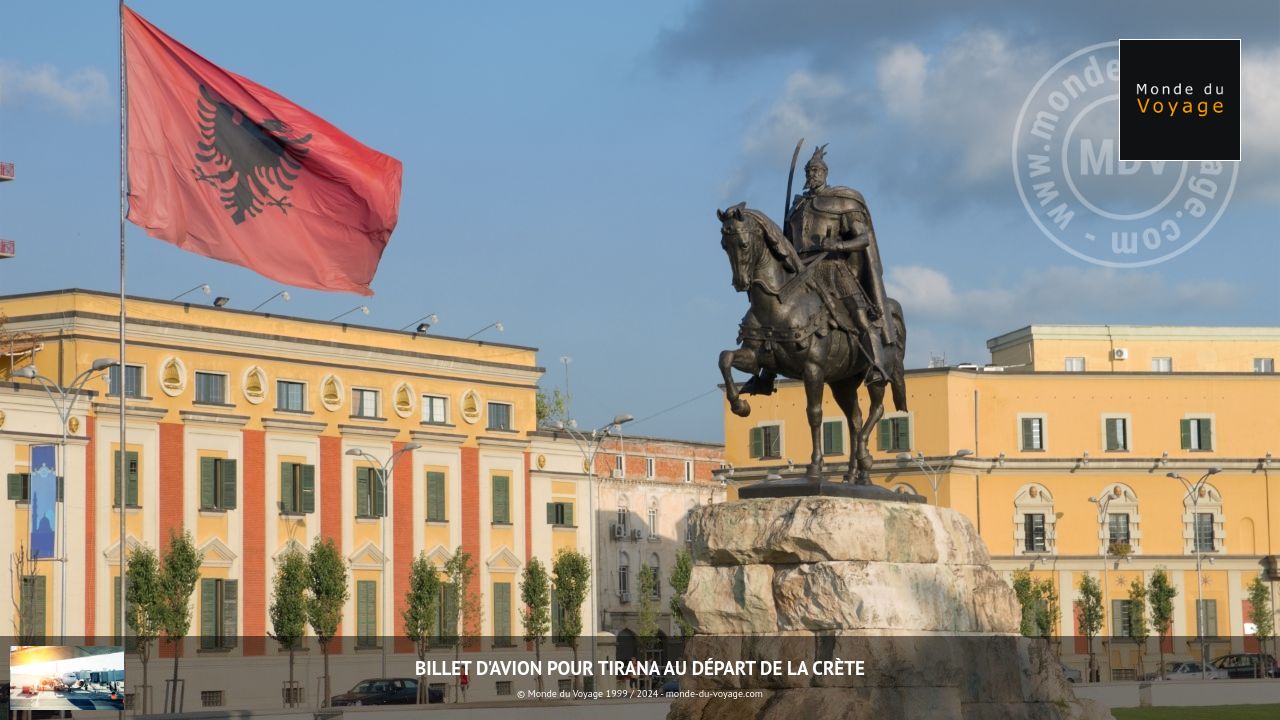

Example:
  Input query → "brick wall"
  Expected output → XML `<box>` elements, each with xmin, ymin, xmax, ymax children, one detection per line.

<box><xmin>242</xmin><ymin>429</ymin><xmax>266</xmax><ymax>655</ymax></box>
<box><xmin>158</xmin><ymin>422</ymin><xmax>184</xmax><ymax>550</ymax></box>
<box><xmin>393</xmin><ymin>441</ymin><xmax>414</xmax><ymax>654</ymax></box>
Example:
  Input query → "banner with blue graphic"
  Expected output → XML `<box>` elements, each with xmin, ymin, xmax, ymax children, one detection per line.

<box><xmin>30</xmin><ymin>444</ymin><xmax>57</xmax><ymax>559</ymax></box>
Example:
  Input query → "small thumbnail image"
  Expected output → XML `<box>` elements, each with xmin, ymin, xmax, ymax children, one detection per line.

<box><xmin>9</xmin><ymin>646</ymin><xmax>125</xmax><ymax>713</ymax></box>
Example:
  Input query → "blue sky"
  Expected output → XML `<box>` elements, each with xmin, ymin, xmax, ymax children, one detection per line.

<box><xmin>1</xmin><ymin>1</ymin><xmax>1277</xmax><ymax>442</ymax></box>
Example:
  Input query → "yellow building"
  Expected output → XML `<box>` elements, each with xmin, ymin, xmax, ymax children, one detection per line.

<box><xmin>724</xmin><ymin>325</ymin><xmax>1280</xmax><ymax>679</ymax></box>
<box><xmin>0</xmin><ymin>288</ymin><xmax>600</xmax><ymax>705</ymax></box>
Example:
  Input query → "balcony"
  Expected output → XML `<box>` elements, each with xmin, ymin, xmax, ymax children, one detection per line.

<box><xmin>0</xmin><ymin>161</ymin><xmax>13</xmax><ymax>181</ymax></box>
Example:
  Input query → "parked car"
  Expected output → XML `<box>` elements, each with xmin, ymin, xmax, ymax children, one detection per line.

<box><xmin>329</xmin><ymin>678</ymin><xmax>441</xmax><ymax>706</ymax></box>
<box><xmin>1058</xmin><ymin>661</ymin><xmax>1082</xmax><ymax>683</ymax></box>
<box><xmin>660</xmin><ymin>677</ymin><xmax>681</xmax><ymax>695</ymax></box>
<box><xmin>1211</xmin><ymin>653</ymin><xmax>1280</xmax><ymax>679</ymax></box>
<box><xmin>1142</xmin><ymin>661</ymin><xmax>1228</xmax><ymax>681</ymax></box>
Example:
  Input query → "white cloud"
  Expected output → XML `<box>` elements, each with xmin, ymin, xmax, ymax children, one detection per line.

<box><xmin>877</xmin><ymin>45</ymin><xmax>927</xmax><ymax>117</ymax></box>
<box><xmin>0</xmin><ymin>62</ymin><xmax>109</xmax><ymax>116</ymax></box>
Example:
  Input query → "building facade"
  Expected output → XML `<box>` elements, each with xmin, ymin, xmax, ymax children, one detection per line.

<box><xmin>724</xmin><ymin>325</ymin><xmax>1280</xmax><ymax>680</ymax></box>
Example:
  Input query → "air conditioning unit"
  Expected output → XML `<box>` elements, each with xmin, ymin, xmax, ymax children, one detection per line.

<box><xmin>1264</xmin><ymin>555</ymin><xmax>1280</xmax><ymax>581</ymax></box>
<box><xmin>619</xmin><ymin>590</ymin><xmax>631</xmax><ymax>603</ymax></box>
<box><xmin>1112</xmin><ymin>348</ymin><xmax>1129</xmax><ymax>361</ymax></box>
<box><xmin>631</xmin><ymin>529</ymin><xmax>643</xmax><ymax>541</ymax></box>
<box><xmin>612</xmin><ymin>469</ymin><xmax>626</xmax><ymax>479</ymax></box>
<box><xmin>612</xmin><ymin>524</ymin><xmax>625</xmax><ymax>540</ymax></box>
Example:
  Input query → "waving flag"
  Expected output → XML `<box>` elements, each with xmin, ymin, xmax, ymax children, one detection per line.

<box><xmin>123</xmin><ymin>6</ymin><xmax>402</xmax><ymax>295</ymax></box>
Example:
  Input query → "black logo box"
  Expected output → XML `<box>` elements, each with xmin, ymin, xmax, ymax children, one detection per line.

<box><xmin>1119</xmin><ymin>39</ymin><xmax>1241</xmax><ymax>162</ymax></box>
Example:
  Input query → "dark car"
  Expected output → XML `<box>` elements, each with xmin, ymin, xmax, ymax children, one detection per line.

<box><xmin>330</xmin><ymin>678</ymin><xmax>442</xmax><ymax>706</ymax></box>
<box><xmin>1211</xmin><ymin>653</ymin><xmax>1279</xmax><ymax>679</ymax></box>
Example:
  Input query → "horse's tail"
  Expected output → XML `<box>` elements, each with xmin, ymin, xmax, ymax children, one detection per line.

<box><xmin>888</xmin><ymin>298</ymin><xmax>908</xmax><ymax>412</ymax></box>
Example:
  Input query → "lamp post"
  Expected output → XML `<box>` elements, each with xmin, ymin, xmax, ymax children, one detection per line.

<box><xmin>541</xmin><ymin>413</ymin><xmax>633</xmax><ymax>691</ymax></box>
<box><xmin>250</xmin><ymin>290</ymin><xmax>290</xmax><ymax>312</ymax></box>
<box><xmin>1088</xmin><ymin>493</ymin><xmax>1115</xmax><ymax>682</ymax></box>
<box><xmin>895</xmin><ymin>449</ymin><xmax>973</xmax><ymax>504</ymax></box>
<box><xmin>1167</xmin><ymin>467</ymin><xmax>1222</xmax><ymax>678</ymax></box>
<box><xmin>14</xmin><ymin>358</ymin><xmax>117</xmax><ymax>644</ymax></box>
<box><xmin>465</xmin><ymin>322</ymin><xmax>504</xmax><ymax>340</ymax></box>
<box><xmin>345</xmin><ymin>442</ymin><xmax>422</xmax><ymax>677</ymax></box>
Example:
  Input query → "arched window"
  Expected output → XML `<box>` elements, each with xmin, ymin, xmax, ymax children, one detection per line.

<box><xmin>647</xmin><ymin>497</ymin><xmax>658</xmax><ymax>540</ymax></box>
<box><xmin>892</xmin><ymin>483</ymin><xmax>918</xmax><ymax>496</ymax></box>
<box><xmin>648</xmin><ymin>552</ymin><xmax>662</xmax><ymax>600</ymax></box>
<box><xmin>616</xmin><ymin>494</ymin><xmax>630</xmax><ymax>537</ymax></box>
<box><xmin>618</xmin><ymin>550</ymin><xmax>631</xmax><ymax>601</ymax></box>
<box><xmin>1182</xmin><ymin>482</ymin><xmax>1224</xmax><ymax>554</ymax></box>
<box><xmin>1096</xmin><ymin>483</ymin><xmax>1141</xmax><ymax>555</ymax></box>
<box><xmin>1013</xmin><ymin>483</ymin><xmax>1056</xmax><ymax>555</ymax></box>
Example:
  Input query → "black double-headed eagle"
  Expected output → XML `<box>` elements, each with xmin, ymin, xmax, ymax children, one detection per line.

<box><xmin>193</xmin><ymin>84</ymin><xmax>312</xmax><ymax>224</ymax></box>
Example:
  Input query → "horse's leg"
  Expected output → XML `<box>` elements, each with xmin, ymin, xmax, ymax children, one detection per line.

<box><xmin>858</xmin><ymin>381</ymin><xmax>887</xmax><ymax>485</ymax></box>
<box><xmin>802</xmin><ymin>362</ymin><xmax>825</xmax><ymax>482</ymax></box>
<box><xmin>828</xmin><ymin>377</ymin><xmax>860</xmax><ymax>484</ymax></box>
<box><xmin>719</xmin><ymin>347</ymin><xmax>759</xmax><ymax>418</ymax></box>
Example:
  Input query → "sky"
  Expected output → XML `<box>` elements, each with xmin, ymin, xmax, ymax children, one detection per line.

<box><xmin>0</xmin><ymin>1</ymin><xmax>1277</xmax><ymax>443</ymax></box>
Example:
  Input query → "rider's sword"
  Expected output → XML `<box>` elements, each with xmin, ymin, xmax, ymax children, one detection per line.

<box><xmin>785</xmin><ymin>137</ymin><xmax>805</xmax><ymax>225</ymax></box>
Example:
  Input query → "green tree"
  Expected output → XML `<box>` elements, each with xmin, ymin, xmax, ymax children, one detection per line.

<box><xmin>403</xmin><ymin>552</ymin><xmax>441</xmax><ymax>703</ymax></box>
<box><xmin>552</xmin><ymin>549</ymin><xmax>592</xmax><ymax>691</ymax></box>
<box><xmin>1012</xmin><ymin>569</ymin><xmax>1054</xmax><ymax>638</ymax></box>
<box><xmin>637</xmin><ymin>565</ymin><xmax>660</xmax><ymax>689</ymax></box>
<box><xmin>125</xmin><ymin>544</ymin><xmax>164</xmax><ymax>714</ymax></box>
<box><xmin>520</xmin><ymin>557</ymin><xmax>551</xmax><ymax>693</ymax></box>
<box><xmin>535</xmin><ymin>387</ymin><xmax>569</xmax><ymax>423</ymax></box>
<box><xmin>1126</xmin><ymin>577</ymin><xmax>1149</xmax><ymax>679</ymax></box>
<box><xmin>668</xmin><ymin>548</ymin><xmax>695</xmax><ymax>637</ymax></box>
<box><xmin>1078</xmin><ymin>574</ymin><xmax>1104</xmax><ymax>682</ymax></box>
<box><xmin>306</xmin><ymin>537</ymin><xmax>349</xmax><ymax>707</ymax></box>
<box><xmin>1147</xmin><ymin>567</ymin><xmax>1177</xmax><ymax>679</ymax></box>
<box><xmin>159</xmin><ymin>530</ymin><xmax>203</xmax><ymax>713</ymax></box>
<box><xmin>1247</xmin><ymin>575</ymin><xmax>1275</xmax><ymax>677</ymax></box>
<box><xmin>443</xmin><ymin>546</ymin><xmax>481</xmax><ymax>701</ymax></box>
<box><xmin>269</xmin><ymin>547</ymin><xmax>309</xmax><ymax>706</ymax></box>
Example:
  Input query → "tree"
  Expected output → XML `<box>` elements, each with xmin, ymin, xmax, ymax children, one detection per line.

<box><xmin>1247</xmin><ymin>575</ymin><xmax>1275</xmax><ymax>677</ymax></box>
<box><xmin>637</xmin><ymin>565</ymin><xmax>660</xmax><ymax>689</ymax></box>
<box><xmin>159</xmin><ymin>530</ymin><xmax>203</xmax><ymax>714</ymax></box>
<box><xmin>443</xmin><ymin>547</ymin><xmax>481</xmax><ymax>701</ymax></box>
<box><xmin>536</xmin><ymin>387</ymin><xmax>569</xmax><ymax>423</ymax></box>
<box><xmin>1126</xmin><ymin>577</ymin><xmax>1149</xmax><ymax>679</ymax></box>
<box><xmin>403</xmin><ymin>552</ymin><xmax>442</xmax><ymax>703</ymax></box>
<box><xmin>552</xmin><ymin>549</ymin><xmax>592</xmax><ymax>691</ymax></box>
<box><xmin>669</xmin><ymin>548</ymin><xmax>695</xmax><ymax>637</ymax></box>
<box><xmin>1147</xmin><ymin>567</ymin><xmax>1177</xmax><ymax>679</ymax></box>
<box><xmin>520</xmin><ymin>557</ymin><xmax>551</xmax><ymax>693</ymax></box>
<box><xmin>10</xmin><ymin>544</ymin><xmax>40</xmax><ymax>645</ymax></box>
<box><xmin>1078</xmin><ymin>574</ymin><xmax>1104</xmax><ymax>682</ymax></box>
<box><xmin>307</xmin><ymin>537</ymin><xmax>349</xmax><ymax>707</ymax></box>
<box><xmin>269</xmin><ymin>547</ymin><xmax>309</xmax><ymax>706</ymax></box>
<box><xmin>1012</xmin><ymin>569</ymin><xmax>1055</xmax><ymax>639</ymax></box>
<box><xmin>125</xmin><ymin>544</ymin><xmax>164</xmax><ymax>714</ymax></box>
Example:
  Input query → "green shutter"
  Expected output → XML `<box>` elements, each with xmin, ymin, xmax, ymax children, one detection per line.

<box><xmin>56</xmin><ymin>475</ymin><xmax>63</xmax><ymax>502</ymax></box>
<box><xmin>493</xmin><ymin>475</ymin><xmax>509</xmax><ymax>523</ymax></box>
<box><xmin>550</xmin><ymin>585</ymin><xmax>561</xmax><ymax>642</ymax></box>
<box><xmin>113</xmin><ymin>451</ymin><xmax>122</xmax><ymax>506</ymax></box>
<box><xmin>126</xmin><ymin>451</ymin><xmax>139</xmax><ymax>506</ymax></box>
<box><xmin>280</xmin><ymin>463</ymin><xmax>295</xmax><ymax>513</ymax></box>
<box><xmin>113</xmin><ymin>575</ymin><xmax>122</xmax><ymax>643</ymax></box>
<box><xmin>356</xmin><ymin>467</ymin><xmax>371</xmax><ymax>517</ymax></box>
<box><xmin>357</xmin><ymin>580</ymin><xmax>376</xmax><ymax>645</ymax></box>
<box><xmin>300</xmin><ymin>465</ymin><xmax>316</xmax><ymax>513</ymax></box>
<box><xmin>1106</xmin><ymin>419</ymin><xmax>1119</xmax><ymax>451</ymax></box>
<box><xmin>564</xmin><ymin>502</ymin><xmax>574</xmax><ymax>527</ymax></box>
<box><xmin>427</xmin><ymin>472</ymin><xmax>445</xmax><ymax>521</ymax></box>
<box><xmin>201</xmin><ymin>579</ymin><xmax>217</xmax><ymax>649</ymax></box>
<box><xmin>222</xmin><ymin>459</ymin><xmax>238</xmax><ymax>510</ymax></box>
<box><xmin>823</xmin><ymin>421</ymin><xmax>843</xmax><ymax>455</ymax></box>
<box><xmin>1198</xmin><ymin>419</ymin><xmax>1212</xmax><ymax>451</ymax></box>
<box><xmin>894</xmin><ymin>418</ymin><xmax>910</xmax><ymax>451</ymax></box>
<box><xmin>221</xmin><ymin>580</ymin><xmax>238</xmax><ymax>648</ymax></box>
<box><xmin>200</xmin><ymin>458</ymin><xmax>217</xmax><ymax>509</ymax></box>
<box><xmin>494</xmin><ymin>582</ymin><xmax>511</xmax><ymax>644</ymax></box>
<box><xmin>372</xmin><ymin>469</ymin><xmax>386</xmax><ymax>518</ymax></box>
<box><xmin>877</xmin><ymin>420</ymin><xmax>890</xmax><ymax>451</ymax></box>
<box><xmin>443</xmin><ymin>583</ymin><xmax>458</xmax><ymax>639</ymax></box>
<box><xmin>1180</xmin><ymin>419</ymin><xmax>1192</xmax><ymax>449</ymax></box>
<box><xmin>546</xmin><ymin>502</ymin><xmax>555</xmax><ymax>525</ymax></box>
<box><xmin>21</xmin><ymin>575</ymin><xmax>46</xmax><ymax>642</ymax></box>
<box><xmin>8</xmin><ymin>473</ymin><xmax>22</xmax><ymax>500</ymax></box>
<box><xmin>749</xmin><ymin>427</ymin><xmax>763</xmax><ymax>459</ymax></box>
<box><xmin>1021</xmin><ymin>419</ymin><xmax>1034</xmax><ymax>450</ymax></box>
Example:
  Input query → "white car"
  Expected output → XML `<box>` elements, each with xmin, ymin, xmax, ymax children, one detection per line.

<box><xmin>1145</xmin><ymin>661</ymin><xmax>1229</xmax><ymax>681</ymax></box>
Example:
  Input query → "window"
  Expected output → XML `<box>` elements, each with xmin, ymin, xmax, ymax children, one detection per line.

<box><xmin>749</xmin><ymin>425</ymin><xmax>782</xmax><ymax>459</ymax></box>
<box><xmin>1195</xmin><ymin>599</ymin><xmax>1218</xmax><ymax>637</ymax></box>
<box><xmin>877</xmin><ymin>416</ymin><xmax>911</xmax><ymax>452</ymax></box>
<box><xmin>107</xmin><ymin>364</ymin><xmax>143</xmax><ymax>398</ymax></box>
<box><xmin>422</xmin><ymin>395</ymin><xmax>449</xmax><ymax>424</ymax></box>
<box><xmin>645</xmin><ymin>457</ymin><xmax>655</xmax><ymax>478</ymax></box>
<box><xmin>352</xmin><ymin>389</ymin><xmax>380</xmax><ymax>418</ymax></box>
<box><xmin>649</xmin><ymin>559</ymin><xmax>661</xmax><ymax>600</ymax></box>
<box><xmin>426</xmin><ymin>471</ymin><xmax>446</xmax><ymax>522</ymax></box>
<box><xmin>616</xmin><ymin>507</ymin><xmax>628</xmax><ymax>534</ymax></box>
<box><xmin>356</xmin><ymin>580</ymin><xmax>377</xmax><ymax>648</ymax></box>
<box><xmin>200</xmin><ymin>691</ymin><xmax>225</xmax><ymax>708</ymax></box>
<box><xmin>6</xmin><ymin>472</ymin><xmax>31</xmax><ymax>502</ymax></box>
<box><xmin>822</xmin><ymin>420</ymin><xmax>844</xmax><ymax>455</ymax></box>
<box><xmin>648</xmin><ymin>507</ymin><xmax>657</xmax><ymax>538</ymax></box>
<box><xmin>550</xmin><ymin>584</ymin><xmax>571</xmax><ymax>644</ymax></box>
<box><xmin>492</xmin><ymin>475</ymin><xmax>510</xmax><ymax>523</ymax></box>
<box><xmin>493</xmin><ymin>582</ymin><xmax>512</xmax><ymax>646</ymax></box>
<box><xmin>615</xmin><ymin>454</ymin><xmax>624</xmax><ymax>474</ymax></box>
<box><xmin>1104</xmin><ymin>417</ymin><xmax>1129</xmax><ymax>451</ymax></box>
<box><xmin>355</xmin><ymin>466</ymin><xmax>385</xmax><ymax>518</ymax></box>
<box><xmin>194</xmin><ymin>372</ymin><xmax>226</xmax><ymax>403</ymax></box>
<box><xmin>1180</xmin><ymin>418</ymin><xmax>1213</xmax><ymax>451</ymax></box>
<box><xmin>435</xmin><ymin>583</ymin><xmax>458</xmax><ymax>645</ymax></box>
<box><xmin>1108</xmin><ymin>513</ymin><xmax>1131</xmax><ymax>547</ymax></box>
<box><xmin>1151</xmin><ymin>357</ymin><xmax>1172</xmax><ymax>373</ymax></box>
<box><xmin>618</xmin><ymin>564</ymin><xmax>630</xmax><ymax>599</ymax></box>
<box><xmin>276</xmin><ymin>380</ymin><xmax>305</xmax><ymax>411</ymax></box>
<box><xmin>1023</xmin><ymin>514</ymin><xmax>1046</xmax><ymax>552</ymax></box>
<box><xmin>1020</xmin><ymin>417</ymin><xmax>1045</xmax><ymax>451</ymax></box>
<box><xmin>558</xmin><ymin>679</ymin><xmax>573</xmax><ymax>692</ymax></box>
<box><xmin>684</xmin><ymin>460</ymin><xmax>693</xmax><ymax>482</ymax></box>
<box><xmin>1111</xmin><ymin>599</ymin><xmax>1132</xmax><ymax>637</ymax></box>
<box><xmin>547</xmin><ymin>501</ymin><xmax>573</xmax><ymax>526</ymax></box>
<box><xmin>279</xmin><ymin>462</ymin><xmax>316</xmax><ymax>514</ymax></box>
<box><xmin>1064</xmin><ymin>357</ymin><xmax>1085</xmax><ymax>372</ymax></box>
<box><xmin>200</xmin><ymin>578</ymin><xmax>238</xmax><ymax>649</ymax></box>
<box><xmin>20</xmin><ymin>574</ymin><xmax>45</xmax><ymax>643</ymax></box>
<box><xmin>1194</xmin><ymin>513</ymin><xmax>1215</xmax><ymax>552</ymax></box>
<box><xmin>113</xmin><ymin>450</ymin><xmax>140</xmax><ymax>508</ymax></box>
<box><xmin>487</xmin><ymin>402</ymin><xmax>512</xmax><ymax>431</ymax></box>
<box><xmin>199</xmin><ymin>457</ymin><xmax>238</xmax><ymax>511</ymax></box>
<box><xmin>496</xmin><ymin>681</ymin><xmax>513</xmax><ymax>696</ymax></box>
<box><xmin>1254</xmin><ymin>358</ymin><xmax>1275</xmax><ymax>373</ymax></box>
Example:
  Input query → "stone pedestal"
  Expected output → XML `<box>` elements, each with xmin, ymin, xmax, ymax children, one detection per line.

<box><xmin>668</xmin><ymin>497</ymin><xmax>1112</xmax><ymax>720</ymax></box>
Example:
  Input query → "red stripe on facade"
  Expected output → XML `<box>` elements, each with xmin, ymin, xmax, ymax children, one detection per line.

<box><xmin>461</xmin><ymin>445</ymin><xmax>481</xmax><ymax>650</ymax></box>
<box><xmin>393</xmin><ymin>441</ymin><xmax>415</xmax><ymax>654</ymax></box>
<box><xmin>242</xmin><ymin>429</ymin><xmax>266</xmax><ymax>656</ymax></box>
<box><xmin>158</xmin><ymin>422</ymin><xmax>184</xmax><ymax>550</ymax></box>
<box><xmin>523</xmin><ymin>451</ymin><xmax>532</xmax><ymax>564</ymax></box>
<box><xmin>319</xmin><ymin>434</ymin><xmax>344</xmax><ymax>650</ymax></box>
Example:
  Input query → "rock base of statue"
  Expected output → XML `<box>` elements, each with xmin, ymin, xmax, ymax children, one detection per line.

<box><xmin>737</xmin><ymin>477</ymin><xmax>925</xmax><ymax>503</ymax></box>
<box><xmin>667</xmin><ymin>496</ymin><xmax>1112</xmax><ymax>720</ymax></box>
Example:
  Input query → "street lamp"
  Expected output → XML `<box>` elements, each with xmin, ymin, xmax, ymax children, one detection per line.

<box><xmin>171</xmin><ymin>283</ymin><xmax>210</xmax><ymax>302</ymax></box>
<box><xmin>1167</xmin><ymin>467</ymin><xmax>1222</xmax><ymax>677</ymax></box>
<box><xmin>894</xmin><ymin>449</ymin><xmax>972</xmax><ymax>505</ymax></box>
<box><xmin>250</xmin><ymin>290</ymin><xmax>290</xmax><ymax>312</ymax></box>
<box><xmin>399</xmin><ymin>314</ymin><xmax>439</xmax><ymax>333</ymax></box>
<box><xmin>14</xmin><ymin>358</ymin><xmax>117</xmax><ymax>643</ymax></box>
<box><xmin>345</xmin><ymin>442</ymin><xmax>422</xmax><ymax>677</ymax></box>
<box><xmin>465</xmin><ymin>322</ymin><xmax>504</xmax><ymax>340</ymax></box>
<box><xmin>540</xmin><ymin>412</ymin><xmax>633</xmax><ymax>691</ymax></box>
<box><xmin>330</xmin><ymin>305</ymin><xmax>370</xmax><ymax>322</ymax></box>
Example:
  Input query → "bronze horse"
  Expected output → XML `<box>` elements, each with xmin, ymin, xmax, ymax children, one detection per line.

<box><xmin>716</xmin><ymin>203</ymin><xmax>907</xmax><ymax>484</ymax></box>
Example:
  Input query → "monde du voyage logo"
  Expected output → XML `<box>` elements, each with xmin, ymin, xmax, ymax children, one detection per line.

<box><xmin>1012</xmin><ymin>41</ymin><xmax>1240</xmax><ymax>268</ymax></box>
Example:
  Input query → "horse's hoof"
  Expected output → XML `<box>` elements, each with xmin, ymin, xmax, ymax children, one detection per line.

<box><xmin>855</xmin><ymin>471</ymin><xmax>872</xmax><ymax>486</ymax></box>
<box><xmin>731</xmin><ymin>398</ymin><xmax>751</xmax><ymax>417</ymax></box>
<box><xmin>842</xmin><ymin>473</ymin><xmax>855</xmax><ymax>484</ymax></box>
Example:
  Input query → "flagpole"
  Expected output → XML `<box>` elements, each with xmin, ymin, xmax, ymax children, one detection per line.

<box><xmin>118</xmin><ymin>4</ymin><xmax>129</xmax><ymax>711</ymax></box>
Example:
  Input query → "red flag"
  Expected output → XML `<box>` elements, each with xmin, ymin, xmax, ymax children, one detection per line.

<box><xmin>123</xmin><ymin>6</ymin><xmax>402</xmax><ymax>296</ymax></box>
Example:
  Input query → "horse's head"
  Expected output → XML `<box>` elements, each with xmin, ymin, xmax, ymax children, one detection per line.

<box><xmin>717</xmin><ymin>202</ymin><xmax>759</xmax><ymax>292</ymax></box>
